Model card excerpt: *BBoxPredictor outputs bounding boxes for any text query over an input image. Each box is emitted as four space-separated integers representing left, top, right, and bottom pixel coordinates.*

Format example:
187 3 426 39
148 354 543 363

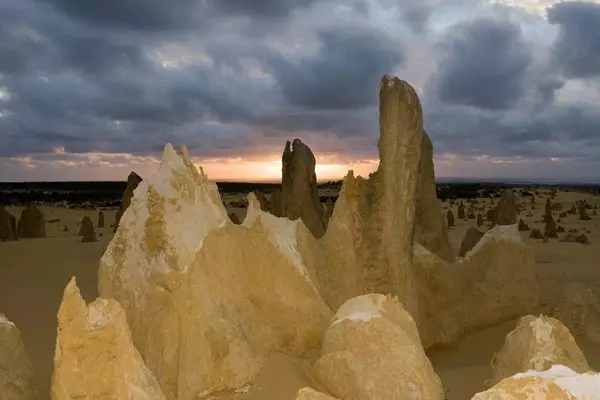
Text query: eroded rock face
253 191 270 212
413 224 540 348
79 216 97 242
281 139 328 238
414 131 453 262
269 189 282 217
313 294 444 400
115 172 143 229
493 189 517 226
0 207 18 242
17 205 46 238
317 76 423 315
0 314 37 400
473 365 600 399
488 315 591 387
555 283 600 345
52 278 167 400
99 145 331 399
458 228 484 257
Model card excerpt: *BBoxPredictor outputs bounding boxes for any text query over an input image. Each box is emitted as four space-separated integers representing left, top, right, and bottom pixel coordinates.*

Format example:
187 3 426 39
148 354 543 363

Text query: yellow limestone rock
0 314 37 400
488 315 591 387
473 365 600 399
413 224 540 348
313 294 444 400
295 387 339 400
99 145 331 399
318 76 423 315
51 277 166 400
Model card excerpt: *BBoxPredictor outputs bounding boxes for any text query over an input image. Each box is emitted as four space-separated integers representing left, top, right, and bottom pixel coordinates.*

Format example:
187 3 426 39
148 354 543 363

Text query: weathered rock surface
79 216 97 242
488 315 590 387
317 76 423 315
98 211 105 228
281 139 328 238
313 294 444 400
17 205 46 238
458 228 484 257
473 365 600 399
228 212 241 225
269 188 282 217
115 171 143 228
296 388 338 400
0 314 37 400
413 224 540 348
414 131 453 262
52 278 167 400
493 189 517 226
555 283 600 345
99 144 331 399
0 206 18 242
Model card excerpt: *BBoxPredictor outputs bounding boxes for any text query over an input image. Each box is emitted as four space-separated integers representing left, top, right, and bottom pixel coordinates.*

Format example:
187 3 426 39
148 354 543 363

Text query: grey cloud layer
0 0 600 179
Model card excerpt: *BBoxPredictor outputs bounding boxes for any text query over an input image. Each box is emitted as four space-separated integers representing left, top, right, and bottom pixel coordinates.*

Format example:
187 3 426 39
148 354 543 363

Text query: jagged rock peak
52 278 167 399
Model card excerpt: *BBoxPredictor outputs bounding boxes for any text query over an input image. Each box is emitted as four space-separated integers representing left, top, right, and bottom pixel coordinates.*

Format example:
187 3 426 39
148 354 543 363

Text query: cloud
548 1 600 79
432 18 532 110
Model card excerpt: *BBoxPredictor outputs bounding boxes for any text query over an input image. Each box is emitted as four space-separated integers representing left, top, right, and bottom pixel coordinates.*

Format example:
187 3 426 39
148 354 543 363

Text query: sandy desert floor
1 189 600 399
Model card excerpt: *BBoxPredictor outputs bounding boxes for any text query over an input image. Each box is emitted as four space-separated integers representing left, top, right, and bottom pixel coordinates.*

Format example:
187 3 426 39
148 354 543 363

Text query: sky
1 0 600 182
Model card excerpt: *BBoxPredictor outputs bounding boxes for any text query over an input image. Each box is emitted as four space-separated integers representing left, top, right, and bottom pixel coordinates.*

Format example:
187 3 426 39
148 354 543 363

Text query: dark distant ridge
0 180 598 208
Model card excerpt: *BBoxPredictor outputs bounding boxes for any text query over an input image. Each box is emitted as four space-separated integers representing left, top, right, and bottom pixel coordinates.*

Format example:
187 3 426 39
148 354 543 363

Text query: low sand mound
488 315 591 387
51 278 166 399
313 294 444 400
0 314 37 400
99 145 331 399
473 365 600 399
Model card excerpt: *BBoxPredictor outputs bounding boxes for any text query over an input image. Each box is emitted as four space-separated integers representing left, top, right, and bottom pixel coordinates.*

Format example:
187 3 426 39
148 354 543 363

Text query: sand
1 190 599 399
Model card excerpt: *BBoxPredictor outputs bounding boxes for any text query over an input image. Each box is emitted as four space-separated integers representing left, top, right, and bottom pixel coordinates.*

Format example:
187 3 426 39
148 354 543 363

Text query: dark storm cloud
205 0 319 19
266 28 403 110
548 1 600 79
433 18 532 110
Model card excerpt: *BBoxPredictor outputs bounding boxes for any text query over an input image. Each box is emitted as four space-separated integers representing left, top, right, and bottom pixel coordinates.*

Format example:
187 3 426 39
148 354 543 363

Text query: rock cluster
529 228 543 239
17 205 46 238
0 206 18 242
55 76 542 398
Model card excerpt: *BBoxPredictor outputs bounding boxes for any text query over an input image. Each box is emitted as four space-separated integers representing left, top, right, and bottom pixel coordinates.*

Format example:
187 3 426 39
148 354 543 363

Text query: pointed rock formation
487 315 591 387
518 219 530 231
477 214 484 227
99 145 332 399
115 171 143 229
493 189 517 226
447 210 455 228
98 211 105 228
317 76 424 315
544 199 553 223
529 228 543 239
79 217 97 242
280 139 328 238
17 205 46 238
253 190 269 212
313 294 445 400
413 224 540 348
0 206 18 242
51 278 167 400
0 314 37 400
62 225 69 232
458 228 484 257
457 202 465 220
414 131 453 262
486 209 494 222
